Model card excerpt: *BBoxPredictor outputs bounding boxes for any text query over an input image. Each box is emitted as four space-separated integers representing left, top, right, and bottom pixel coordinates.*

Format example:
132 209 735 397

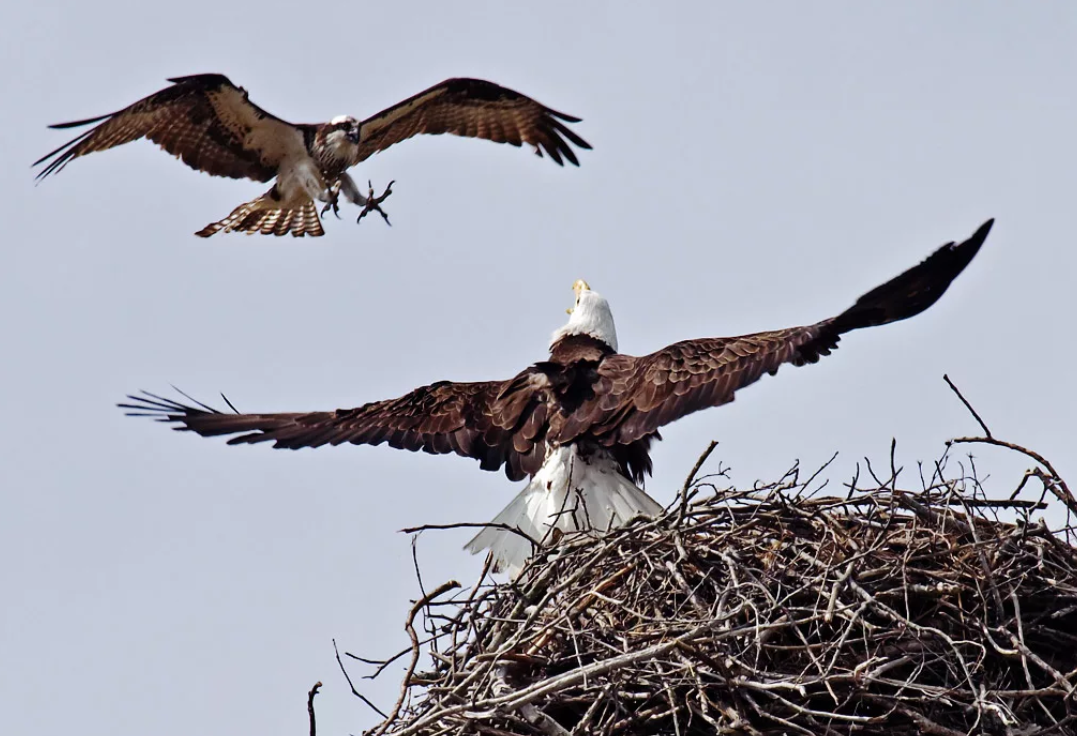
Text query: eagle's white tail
196 190 325 238
464 446 664 576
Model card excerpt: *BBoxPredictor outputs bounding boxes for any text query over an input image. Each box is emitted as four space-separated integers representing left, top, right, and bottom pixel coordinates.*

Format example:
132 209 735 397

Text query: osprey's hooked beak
346 127 360 144
566 279 591 314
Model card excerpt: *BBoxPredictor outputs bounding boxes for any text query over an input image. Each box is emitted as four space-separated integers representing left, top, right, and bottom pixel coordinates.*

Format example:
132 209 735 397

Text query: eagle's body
123 220 993 573
35 74 591 237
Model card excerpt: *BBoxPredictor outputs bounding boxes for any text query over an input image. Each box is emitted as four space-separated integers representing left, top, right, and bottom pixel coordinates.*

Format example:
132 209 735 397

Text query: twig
333 639 388 719
950 436 1077 517
400 521 539 548
307 681 321 736
943 374 992 438
372 580 462 736
679 440 718 521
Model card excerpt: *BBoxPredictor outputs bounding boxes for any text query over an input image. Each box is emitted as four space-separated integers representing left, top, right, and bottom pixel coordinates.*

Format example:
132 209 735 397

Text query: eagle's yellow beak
567 279 591 314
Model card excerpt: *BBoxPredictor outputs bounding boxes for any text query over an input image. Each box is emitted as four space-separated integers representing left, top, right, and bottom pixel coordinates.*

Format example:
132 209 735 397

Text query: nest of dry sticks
342 386 1077 736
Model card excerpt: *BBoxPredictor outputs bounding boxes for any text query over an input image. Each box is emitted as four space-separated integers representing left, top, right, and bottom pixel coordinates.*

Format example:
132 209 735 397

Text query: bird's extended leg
319 180 343 218
356 179 394 227
337 173 367 206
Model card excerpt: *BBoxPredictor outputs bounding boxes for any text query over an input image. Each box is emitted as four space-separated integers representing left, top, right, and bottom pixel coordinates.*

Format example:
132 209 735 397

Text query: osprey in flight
34 74 591 237
122 220 992 572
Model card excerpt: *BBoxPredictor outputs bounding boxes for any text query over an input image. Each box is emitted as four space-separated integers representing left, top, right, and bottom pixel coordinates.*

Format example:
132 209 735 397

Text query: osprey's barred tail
196 190 325 238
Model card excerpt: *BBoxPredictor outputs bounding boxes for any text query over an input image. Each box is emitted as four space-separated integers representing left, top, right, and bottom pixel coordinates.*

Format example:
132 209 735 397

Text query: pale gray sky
2 3 1075 736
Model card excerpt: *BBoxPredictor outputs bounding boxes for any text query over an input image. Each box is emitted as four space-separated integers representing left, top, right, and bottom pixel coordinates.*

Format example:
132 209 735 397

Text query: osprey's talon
320 184 342 219
356 179 394 227
320 199 341 219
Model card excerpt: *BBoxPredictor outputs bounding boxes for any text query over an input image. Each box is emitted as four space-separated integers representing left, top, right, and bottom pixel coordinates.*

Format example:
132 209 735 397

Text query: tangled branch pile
359 438 1077 736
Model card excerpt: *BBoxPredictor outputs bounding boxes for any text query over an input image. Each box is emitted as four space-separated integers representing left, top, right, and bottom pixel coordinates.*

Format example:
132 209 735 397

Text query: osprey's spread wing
121 377 552 482
34 74 307 182
560 219 994 446
352 78 591 166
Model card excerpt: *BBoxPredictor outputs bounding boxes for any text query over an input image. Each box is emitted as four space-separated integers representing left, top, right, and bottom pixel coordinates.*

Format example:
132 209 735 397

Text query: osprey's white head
550 279 619 352
327 115 360 145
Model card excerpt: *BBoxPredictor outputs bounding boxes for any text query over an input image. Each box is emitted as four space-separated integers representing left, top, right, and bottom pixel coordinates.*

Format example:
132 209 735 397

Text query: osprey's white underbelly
276 156 326 206
464 444 664 575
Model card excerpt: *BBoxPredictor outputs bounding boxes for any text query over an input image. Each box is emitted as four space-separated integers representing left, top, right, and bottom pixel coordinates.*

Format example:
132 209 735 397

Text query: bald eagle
122 220 992 572
34 74 590 237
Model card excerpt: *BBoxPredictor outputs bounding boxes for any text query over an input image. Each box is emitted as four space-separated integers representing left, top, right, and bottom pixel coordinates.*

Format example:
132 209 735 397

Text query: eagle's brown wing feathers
558 329 817 446
120 375 553 481
353 78 591 166
122 220 989 475
566 218 994 446
34 74 306 182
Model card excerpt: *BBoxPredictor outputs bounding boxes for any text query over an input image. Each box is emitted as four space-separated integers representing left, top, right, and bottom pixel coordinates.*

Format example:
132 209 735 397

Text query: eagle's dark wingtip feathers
170 384 226 415
828 218 994 339
912 216 994 291
119 389 223 421
967 217 994 250
933 217 993 268
221 393 240 414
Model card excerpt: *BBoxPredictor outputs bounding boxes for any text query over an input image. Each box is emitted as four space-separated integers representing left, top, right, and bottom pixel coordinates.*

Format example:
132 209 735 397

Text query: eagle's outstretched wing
120 376 552 482
558 219 994 447
352 78 591 166
34 74 307 182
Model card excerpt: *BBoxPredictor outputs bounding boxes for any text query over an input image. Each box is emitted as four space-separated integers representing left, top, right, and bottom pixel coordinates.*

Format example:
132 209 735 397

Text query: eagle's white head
550 279 619 352
328 115 360 145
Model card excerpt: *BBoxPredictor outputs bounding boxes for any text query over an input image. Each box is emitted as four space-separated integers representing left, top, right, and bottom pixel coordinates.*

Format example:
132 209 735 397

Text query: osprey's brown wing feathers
34 74 307 182
120 375 552 481
352 78 591 166
564 218 994 446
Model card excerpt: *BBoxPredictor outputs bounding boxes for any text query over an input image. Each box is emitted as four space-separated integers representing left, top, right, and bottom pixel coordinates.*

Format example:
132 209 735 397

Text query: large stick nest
355 433 1077 736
